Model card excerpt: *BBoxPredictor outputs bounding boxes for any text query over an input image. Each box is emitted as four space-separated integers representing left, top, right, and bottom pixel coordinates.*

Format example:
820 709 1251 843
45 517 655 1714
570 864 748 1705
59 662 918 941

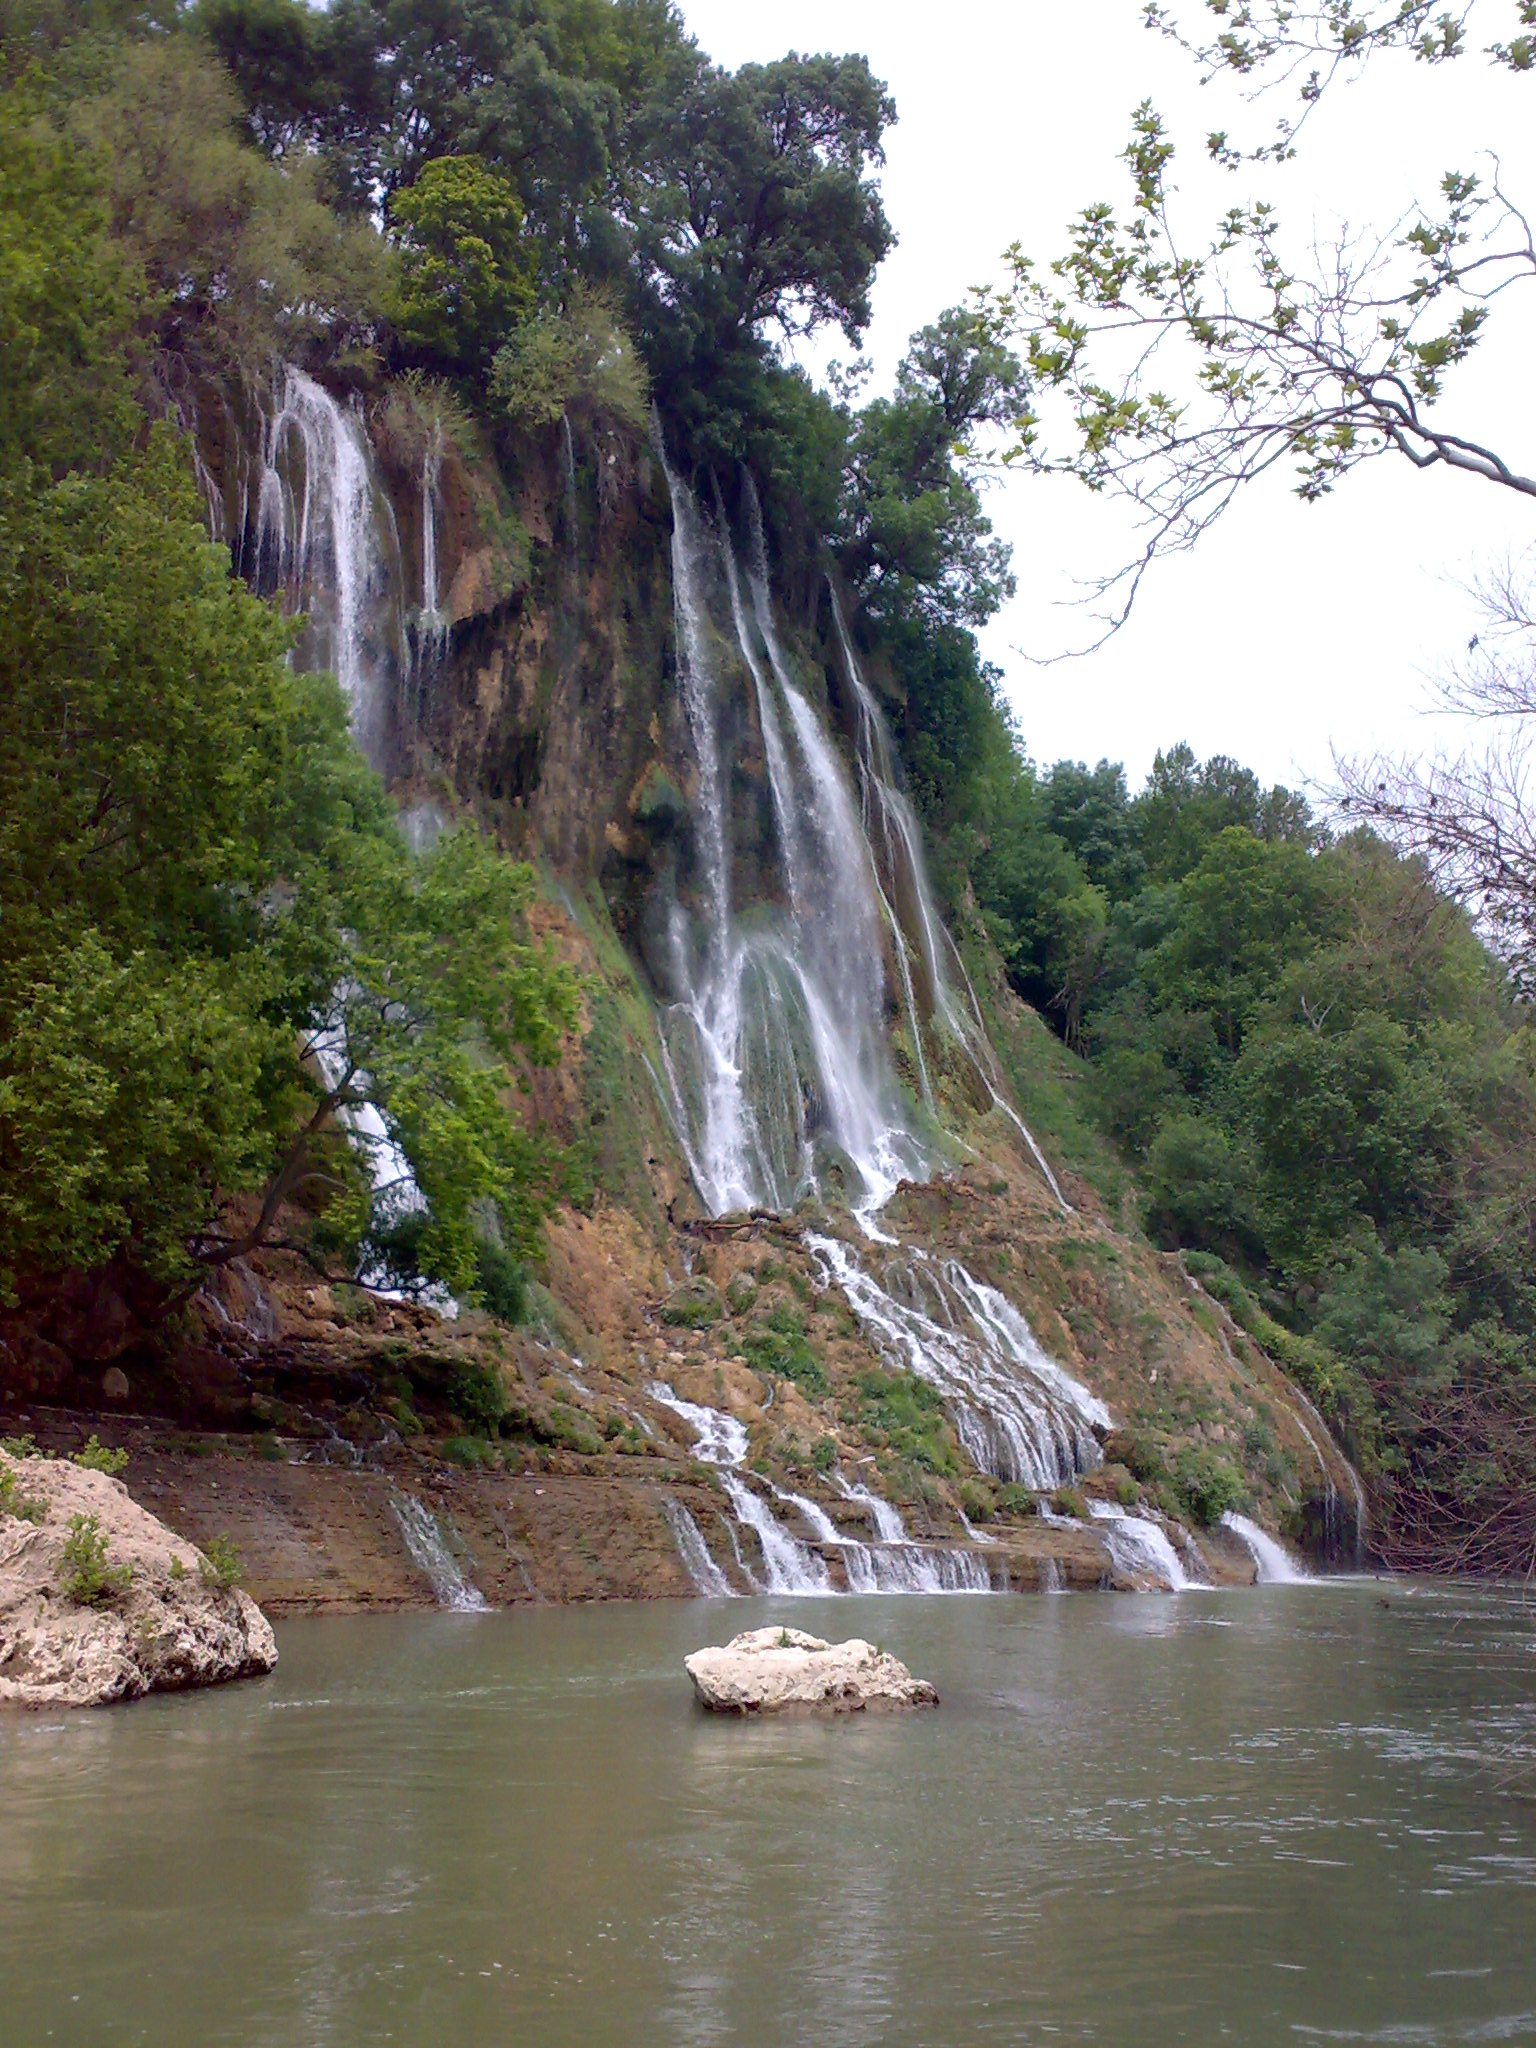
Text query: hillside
4 1 1529 1602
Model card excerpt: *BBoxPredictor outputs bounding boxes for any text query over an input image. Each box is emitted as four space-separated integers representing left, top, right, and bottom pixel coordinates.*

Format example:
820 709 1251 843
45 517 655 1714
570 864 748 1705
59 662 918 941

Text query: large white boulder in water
0 1452 277 1709
685 1627 938 1713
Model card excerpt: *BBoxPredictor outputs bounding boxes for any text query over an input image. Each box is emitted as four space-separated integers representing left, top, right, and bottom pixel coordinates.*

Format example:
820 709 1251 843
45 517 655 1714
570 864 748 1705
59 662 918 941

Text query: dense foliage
0 79 576 1318
4 0 1533 1572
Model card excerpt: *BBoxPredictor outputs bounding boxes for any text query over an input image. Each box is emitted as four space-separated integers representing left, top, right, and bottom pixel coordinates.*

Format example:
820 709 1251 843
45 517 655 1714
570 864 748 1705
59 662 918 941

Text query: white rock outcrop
685 1627 938 1713
0 1452 277 1709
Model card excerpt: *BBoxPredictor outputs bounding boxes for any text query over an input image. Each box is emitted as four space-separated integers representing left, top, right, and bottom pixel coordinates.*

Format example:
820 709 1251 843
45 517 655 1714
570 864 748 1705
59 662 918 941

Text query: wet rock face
0 1454 277 1709
684 1627 938 1714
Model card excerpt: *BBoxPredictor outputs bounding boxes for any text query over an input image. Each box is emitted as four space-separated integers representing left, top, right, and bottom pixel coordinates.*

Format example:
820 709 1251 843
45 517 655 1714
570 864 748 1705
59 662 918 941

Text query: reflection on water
3 1587 1536 2046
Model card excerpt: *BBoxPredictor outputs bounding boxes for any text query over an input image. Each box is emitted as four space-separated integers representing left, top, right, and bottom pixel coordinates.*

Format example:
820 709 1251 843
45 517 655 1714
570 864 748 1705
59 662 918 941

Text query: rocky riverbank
0 1449 276 1708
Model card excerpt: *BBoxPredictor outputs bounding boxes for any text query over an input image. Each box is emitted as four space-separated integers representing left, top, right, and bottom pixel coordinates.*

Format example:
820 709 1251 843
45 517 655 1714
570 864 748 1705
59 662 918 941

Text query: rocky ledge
0 1452 277 1709
685 1627 938 1714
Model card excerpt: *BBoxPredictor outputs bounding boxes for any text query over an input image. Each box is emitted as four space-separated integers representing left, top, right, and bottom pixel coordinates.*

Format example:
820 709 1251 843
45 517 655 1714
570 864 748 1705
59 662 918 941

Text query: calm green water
3 1585 1536 2046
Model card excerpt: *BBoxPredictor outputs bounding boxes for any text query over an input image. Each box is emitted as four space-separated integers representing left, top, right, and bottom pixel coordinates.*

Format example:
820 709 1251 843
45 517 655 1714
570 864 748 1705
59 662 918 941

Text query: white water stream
388 1489 487 1611
655 454 927 1224
235 365 406 771
1088 1500 1191 1591
1223 1512 1311 1585
809 1233 1108 1488
827 588 1072 1212
648 1382 993 1595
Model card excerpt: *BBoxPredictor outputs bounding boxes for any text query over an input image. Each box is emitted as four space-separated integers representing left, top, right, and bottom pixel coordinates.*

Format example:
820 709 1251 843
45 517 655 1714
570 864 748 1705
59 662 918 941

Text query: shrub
60 1514 133 1605
255 1432 288 1461
959 1478 994 1523
0 1464 45 1523
72 1434 128 1476
442 1434 499 1470
475 1237 529 1324
856 1371 956 1475
450 1359 507 1437
1049 1486 1089 1520
198 1535 243 1590
811 1435 836 1473
1172 1444 1245 1527
661 1281 723 1330
491 283 650 432
741 1307 827 1396
997 1483 1039 1517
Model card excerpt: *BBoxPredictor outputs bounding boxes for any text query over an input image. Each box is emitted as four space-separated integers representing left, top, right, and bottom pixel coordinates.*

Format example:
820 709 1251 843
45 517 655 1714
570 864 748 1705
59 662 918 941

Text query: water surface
4 1585 1535 2045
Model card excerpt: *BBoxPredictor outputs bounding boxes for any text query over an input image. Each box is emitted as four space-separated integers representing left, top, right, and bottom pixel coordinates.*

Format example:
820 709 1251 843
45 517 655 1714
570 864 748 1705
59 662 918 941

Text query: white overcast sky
678 0 1536 794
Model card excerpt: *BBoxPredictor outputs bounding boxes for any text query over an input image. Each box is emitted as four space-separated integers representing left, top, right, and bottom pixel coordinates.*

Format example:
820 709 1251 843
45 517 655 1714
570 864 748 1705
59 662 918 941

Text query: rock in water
685 1627 938 1714
0 1453 277 1709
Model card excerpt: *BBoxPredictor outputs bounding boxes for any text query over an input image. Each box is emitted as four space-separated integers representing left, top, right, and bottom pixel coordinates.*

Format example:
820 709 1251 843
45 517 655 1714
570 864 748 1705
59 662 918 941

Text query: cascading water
648 1383 991 1594
654 453 926 1222
1088 1501 1191 1591
410 428 451 689
233 365 407 772
1223 1512 1311 1585
828 588 1071 1211
662 1499 734 1597
388 1490 487 1610
809 1233 1108 1488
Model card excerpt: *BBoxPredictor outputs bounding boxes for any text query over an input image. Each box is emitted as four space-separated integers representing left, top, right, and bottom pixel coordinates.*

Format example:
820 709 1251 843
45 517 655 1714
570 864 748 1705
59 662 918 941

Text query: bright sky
678 0 1536 796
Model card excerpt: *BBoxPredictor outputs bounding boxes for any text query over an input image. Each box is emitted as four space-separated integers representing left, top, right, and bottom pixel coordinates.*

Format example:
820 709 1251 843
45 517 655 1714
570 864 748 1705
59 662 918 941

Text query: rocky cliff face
0 375 1365 1612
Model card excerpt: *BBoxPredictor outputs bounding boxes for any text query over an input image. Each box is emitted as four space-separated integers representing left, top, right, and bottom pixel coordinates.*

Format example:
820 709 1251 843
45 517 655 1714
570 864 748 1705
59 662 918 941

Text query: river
3 1585 1534 2045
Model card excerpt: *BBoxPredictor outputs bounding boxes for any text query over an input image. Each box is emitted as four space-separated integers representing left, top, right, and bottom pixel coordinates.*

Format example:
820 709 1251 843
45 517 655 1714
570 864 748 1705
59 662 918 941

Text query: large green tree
0 82 577 1320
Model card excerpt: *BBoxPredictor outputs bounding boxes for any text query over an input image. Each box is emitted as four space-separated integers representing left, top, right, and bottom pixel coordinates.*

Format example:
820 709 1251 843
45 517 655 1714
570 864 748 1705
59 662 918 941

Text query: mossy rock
661 1279 723 1329
724 1268 759 1313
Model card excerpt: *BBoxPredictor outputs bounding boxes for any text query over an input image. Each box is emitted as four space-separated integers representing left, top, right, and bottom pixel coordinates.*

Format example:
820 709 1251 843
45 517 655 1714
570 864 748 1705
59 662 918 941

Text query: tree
0 78 137 475
0 432 579 1308
1338 558 1536 993
838 307 1022 631
0 87 578 1316
391 154 537 373
68 36 393 387
626 49 896 470
991 7 1536 638
198 0 686 236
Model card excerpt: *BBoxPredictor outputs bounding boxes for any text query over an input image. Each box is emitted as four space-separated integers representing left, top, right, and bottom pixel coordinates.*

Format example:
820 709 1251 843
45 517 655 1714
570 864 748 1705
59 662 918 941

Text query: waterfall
411 429 450 688
648 1382 991 1594
662 1500 734 1597
560 411 578 550
828 589 1072 1211
388 1490 487 1610
1088 1501 1191 1591
654 452 926 1222
235 365 406 772
1223 1512 1311 1584
809 1232 1107 1488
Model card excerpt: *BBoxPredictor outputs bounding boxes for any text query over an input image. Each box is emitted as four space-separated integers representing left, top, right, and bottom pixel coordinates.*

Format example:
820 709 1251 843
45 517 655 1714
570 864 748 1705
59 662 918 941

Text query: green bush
441 1434 499 1470
811 1436 836 1473
856 1371 956 1474
475 1237 529 1324
959 1478 994 1523
1172 1445 1245 1527
996 1483 1039 1518
72 1434 128 1476
1049 1486 1089 1520
60 1513 133 1605
660 1281 723 1330
491 282 650 432
198 1535 243 1590
741 1307 827 1396
450 1359 508 1438
0 1464 45 1523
